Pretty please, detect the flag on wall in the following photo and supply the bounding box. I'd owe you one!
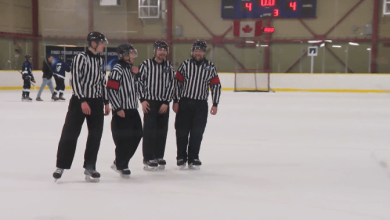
[233,21,262,37]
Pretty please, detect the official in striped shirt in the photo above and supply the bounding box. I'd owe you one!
[53,32,110,181]
[173,40,222,169]
[107,44,143,178]
[138,40,176,171]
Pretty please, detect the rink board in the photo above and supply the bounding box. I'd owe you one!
[1,71,390,93]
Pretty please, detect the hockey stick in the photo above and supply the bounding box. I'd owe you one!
[10,60,36,90]
[54,73,66,79]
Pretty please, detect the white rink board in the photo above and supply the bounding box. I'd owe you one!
[270,74,390,91]
[0,71,72,88]
[1,71,390,92]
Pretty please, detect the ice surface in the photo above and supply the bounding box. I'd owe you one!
[0,90,390,220]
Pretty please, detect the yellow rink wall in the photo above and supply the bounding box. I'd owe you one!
[1,71,390,93]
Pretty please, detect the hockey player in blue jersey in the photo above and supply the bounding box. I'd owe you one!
[21,55,36,101]
[53,56,71,101]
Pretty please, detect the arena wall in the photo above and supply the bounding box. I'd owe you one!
[0,0,389,73]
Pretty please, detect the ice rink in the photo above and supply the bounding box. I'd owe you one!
[1,90,390,220]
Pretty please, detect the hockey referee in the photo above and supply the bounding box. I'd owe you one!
[53,31,110,182]
[138,40,176,171]
[173,40,221,169]
[107,44,143,178]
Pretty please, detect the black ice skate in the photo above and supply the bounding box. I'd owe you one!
[58,94,66,101]
[22,96,32,102]
[53,168,64,181]
[111,162,131,178]
[120,168,131,176]
[177,159,186,170]
[156,158,166,170]
[188,159,202,170]
[51,93,59,101]
[84,169,100,182]
[143,159,158,171]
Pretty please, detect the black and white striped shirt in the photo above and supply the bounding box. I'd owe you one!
[70,50,109,104]
[174,58,221,106]
[138,58,176,104]
[107,61,139,112]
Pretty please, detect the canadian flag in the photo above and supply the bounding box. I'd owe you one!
[233,21,262,37]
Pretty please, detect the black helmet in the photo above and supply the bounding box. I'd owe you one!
[25,54,31,60]
[87,31,108,47]
[116,44,138,60]
[192,40,207,52]
[153,40,169,54]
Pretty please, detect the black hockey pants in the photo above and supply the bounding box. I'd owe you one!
[142,100,170,161]
[56,96,104,170]
[175,98,208,163]
[111,109,143,170]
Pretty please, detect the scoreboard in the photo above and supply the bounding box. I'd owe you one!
[222,0,317,19]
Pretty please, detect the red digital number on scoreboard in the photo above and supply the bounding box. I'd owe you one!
[273,9,279,17]
[260,0,276,7]
[264,27,275,33]
[290,1,297,11]
[245,2,253,11]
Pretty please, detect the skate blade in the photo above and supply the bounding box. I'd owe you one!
[120,174,130,179]
[112,165,131,178]
[111,164,120,174]
[158,165,165,170]
[188,165,201,170]
[85,175,100,183]
[143,165,158,171]
[178,165,186,170]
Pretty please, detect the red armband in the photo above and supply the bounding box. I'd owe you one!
[107,79,120,90]
[210,76,220,86]
[175,71,184,83]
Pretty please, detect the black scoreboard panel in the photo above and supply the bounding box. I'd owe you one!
[222,0,317,19]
